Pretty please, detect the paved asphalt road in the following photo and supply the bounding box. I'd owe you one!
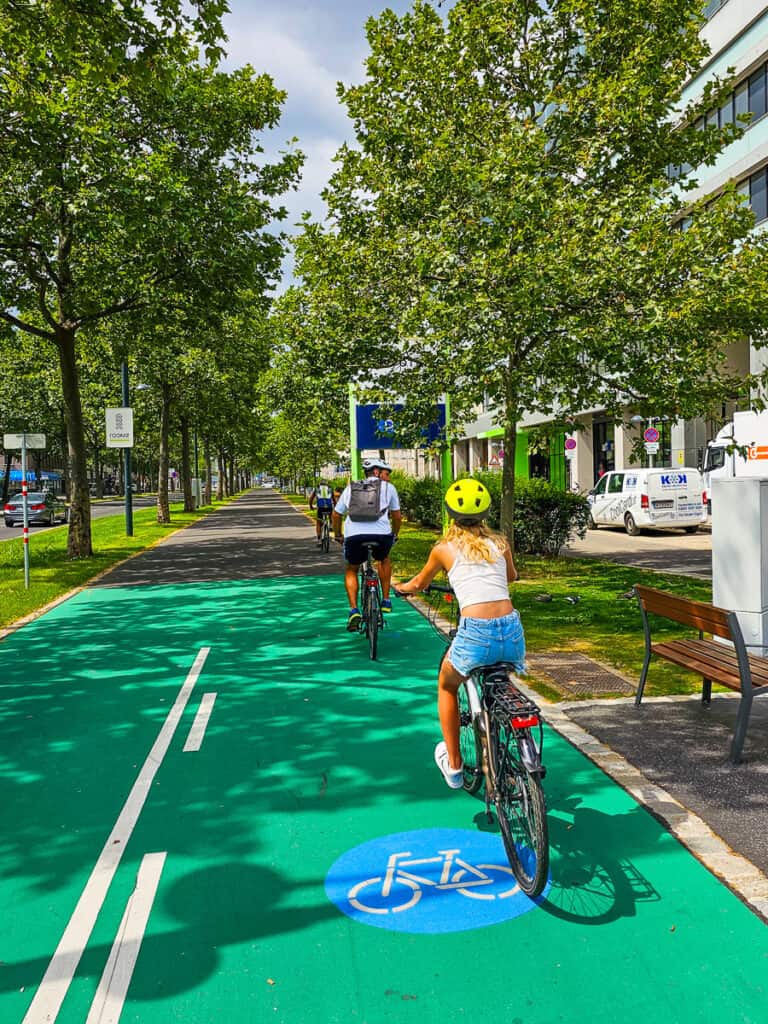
[0,494,157,539]
[564,522,713,579]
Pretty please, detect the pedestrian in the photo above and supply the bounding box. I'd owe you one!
[394,479,525,789]
[332,458,401,630]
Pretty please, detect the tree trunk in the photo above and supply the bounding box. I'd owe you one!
[1,450,12,504]
[56,326,92,557]
[180,414,194,512]
[228,457,236,496]
[204,443,212,505]
[501,415,518,557]
[217,451,225,499]
[157,381,171,524]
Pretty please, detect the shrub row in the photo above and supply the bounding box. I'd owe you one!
[391,469,590,556]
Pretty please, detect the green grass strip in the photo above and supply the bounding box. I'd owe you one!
[0,497,237,630]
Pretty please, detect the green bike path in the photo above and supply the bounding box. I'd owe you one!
[2,572,766,1021]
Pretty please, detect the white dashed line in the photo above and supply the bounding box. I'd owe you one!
[183,692,217,752]
[86,852,167,1024]
[22,647,210,1024]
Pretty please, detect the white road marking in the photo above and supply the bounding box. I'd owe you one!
[85,852,166,1024]
[182,692,217,752]
[22,646,210,1024]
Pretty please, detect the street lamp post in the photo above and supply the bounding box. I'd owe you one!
[121,361,133,536]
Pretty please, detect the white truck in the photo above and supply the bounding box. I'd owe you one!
[702,410,768,511]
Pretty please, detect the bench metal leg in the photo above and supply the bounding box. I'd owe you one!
[730,690,753,765]
[702,679,712,706]
[635,653,650,706]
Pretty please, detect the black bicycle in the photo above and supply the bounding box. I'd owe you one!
[359,542,384,660]
[319,512,331,553]
[416,584,550,897]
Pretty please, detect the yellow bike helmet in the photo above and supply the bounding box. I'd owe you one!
[444,479,492,521]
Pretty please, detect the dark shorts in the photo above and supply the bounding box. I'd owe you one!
[343,533,394,566]
[316,508,332,520]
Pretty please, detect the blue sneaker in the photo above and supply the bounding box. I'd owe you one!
[381,598,392,614]
[346,608,361,632]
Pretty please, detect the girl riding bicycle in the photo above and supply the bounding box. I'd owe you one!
[395,479,526,790]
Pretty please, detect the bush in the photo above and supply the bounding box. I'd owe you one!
[513,477,590,555]
[409,475,443,527]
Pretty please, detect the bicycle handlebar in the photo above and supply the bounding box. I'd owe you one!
[424,583,455,595]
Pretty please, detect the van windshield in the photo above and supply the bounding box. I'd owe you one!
[704,446,725,473]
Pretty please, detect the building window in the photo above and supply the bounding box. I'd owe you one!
[749,66,767,121]
[750,168,767,223]
[734,81,748,121]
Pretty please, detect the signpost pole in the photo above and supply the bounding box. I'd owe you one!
[348,384,362,480]
[121,362,133,536]
[21,435,30,589]
[441,395,453,531]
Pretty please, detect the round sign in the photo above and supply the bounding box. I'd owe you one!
[643,426,660,443]
[325,828,548,934]
[564,437,577,451]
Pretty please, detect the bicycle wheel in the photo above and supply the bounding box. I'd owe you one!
[457,678,483,795]
[366,586,379,660]
[491,721,549,897]
[321,519,330,553]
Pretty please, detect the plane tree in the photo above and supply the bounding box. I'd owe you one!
[295,0,768,546]
[0,0,300,556]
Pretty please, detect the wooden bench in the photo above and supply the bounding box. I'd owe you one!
[634,584,768,763]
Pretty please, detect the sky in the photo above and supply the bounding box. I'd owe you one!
[219,0,419,275]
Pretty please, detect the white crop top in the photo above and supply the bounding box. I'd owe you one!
[446,542,510,609]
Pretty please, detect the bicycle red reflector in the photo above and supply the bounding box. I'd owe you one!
[512,715,539,729]
[444,594,453,603]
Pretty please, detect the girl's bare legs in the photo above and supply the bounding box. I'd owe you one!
[438,657,466,770]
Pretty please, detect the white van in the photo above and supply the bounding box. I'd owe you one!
[587,467,708,536]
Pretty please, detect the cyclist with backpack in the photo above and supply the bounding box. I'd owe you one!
[308,480,335,546]
[394,479,525,790]
[332,458,401,631]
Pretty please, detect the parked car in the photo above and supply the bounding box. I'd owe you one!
[4,491,68,527]
[587,467,707,536]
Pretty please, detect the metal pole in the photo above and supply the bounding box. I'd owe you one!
[348,383,362,480]
[121,361,133,536]
[441,395,453,532]
[21,436,30,588]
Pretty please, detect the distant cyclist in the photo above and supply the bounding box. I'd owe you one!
[332,458,401,631]
[309,480,335,546]
[394,479,525,790]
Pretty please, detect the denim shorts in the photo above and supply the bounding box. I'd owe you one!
[447,610,526,678]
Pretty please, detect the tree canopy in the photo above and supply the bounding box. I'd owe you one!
[295,0,768,542]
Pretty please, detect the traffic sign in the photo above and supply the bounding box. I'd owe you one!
[564,437,577,451]
[643,426,660,443]
[644,442,660,454]
[3,433,46,449]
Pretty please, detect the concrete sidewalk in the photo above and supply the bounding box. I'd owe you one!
[93,490,768,920]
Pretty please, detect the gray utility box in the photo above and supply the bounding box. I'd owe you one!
[712,477,768,657]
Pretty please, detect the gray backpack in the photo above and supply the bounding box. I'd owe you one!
[347,478,385,521]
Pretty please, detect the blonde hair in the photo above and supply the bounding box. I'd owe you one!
[444,520,508,563]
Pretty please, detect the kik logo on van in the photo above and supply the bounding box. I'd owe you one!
[660,473,687,486]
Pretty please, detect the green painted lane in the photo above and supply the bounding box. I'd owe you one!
[1,576,766,1023]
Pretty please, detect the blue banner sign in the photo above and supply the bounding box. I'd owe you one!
[355,403,446,450]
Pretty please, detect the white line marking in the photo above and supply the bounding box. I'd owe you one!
[183,692,217,752]
[22,647,210,1024]
[85,852,166,1024]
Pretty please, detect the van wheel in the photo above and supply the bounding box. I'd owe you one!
[587,513,598,530]
[684,525,699,535]
[624,513,641,537]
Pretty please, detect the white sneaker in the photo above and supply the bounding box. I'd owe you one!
[434,741,464,789]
